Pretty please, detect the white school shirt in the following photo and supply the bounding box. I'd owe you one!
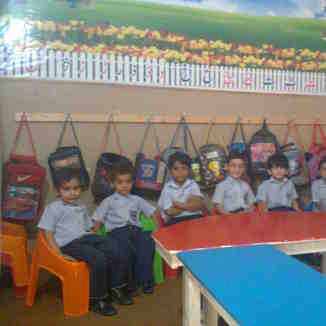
[38,199,92,247]
[158,178,202,222]
[256,177,298,209]
[92,192,156,231]
[212,176,255,212]
[312,178,326,211]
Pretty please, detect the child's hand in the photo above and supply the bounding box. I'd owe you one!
[173,201,187,210]
[62,254,77,262]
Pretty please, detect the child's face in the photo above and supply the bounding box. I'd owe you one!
[57,177,81,204]
[113,173,133,196]
[227,158,245,179]
[170,161,190,185]
[320,163,326,180]
[269,166,288,180]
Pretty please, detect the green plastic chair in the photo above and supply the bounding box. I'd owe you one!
[97,214,164,285]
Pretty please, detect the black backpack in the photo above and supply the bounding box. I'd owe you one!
[91,116,130,204]
[48,114,90,191]
[248,119,280,177]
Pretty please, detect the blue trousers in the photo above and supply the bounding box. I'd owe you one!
[61,234,129,300]
[109,225,155,287]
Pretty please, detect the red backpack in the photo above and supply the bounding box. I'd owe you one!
[2,113,46,221]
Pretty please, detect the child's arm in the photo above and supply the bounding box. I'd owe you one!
[291,200,301,212]
[92,221,103,233]
[43,230,76,262]
[173,195,202,212]
[215,204,228,215]
[245,187,256,213]
[257,201,268,213]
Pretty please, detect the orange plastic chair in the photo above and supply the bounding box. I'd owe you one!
[25,232,90,317]
[0,221,29,298]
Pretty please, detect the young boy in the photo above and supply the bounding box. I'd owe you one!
[38,168,132,317]
[92,160,157,294]
[257,153,300,212]
[158,152,203,225]
[311,156,326,212]
[212,152,255,214]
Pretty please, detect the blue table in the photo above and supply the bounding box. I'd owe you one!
[178,245,326,326]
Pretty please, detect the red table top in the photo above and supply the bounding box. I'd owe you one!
[152,212,326,252]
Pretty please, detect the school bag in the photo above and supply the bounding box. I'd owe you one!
[2,112,46,221]
[281,121,308,186]
[228,117,247,156]
[160,116,199,184]
[248,119,280,177]
[92,115,131,204]
[134,118,164,196]
[198,121,227,189]
[48,114,90,191]
[306,122,326,182]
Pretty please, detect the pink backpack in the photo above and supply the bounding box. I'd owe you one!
[307,122,326,182]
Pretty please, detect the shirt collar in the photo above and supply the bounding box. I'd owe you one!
[113,192,131,200]
[225,175,242,183]
[60,199,81,207]
[270,177,288,184]
[169,178,192,190]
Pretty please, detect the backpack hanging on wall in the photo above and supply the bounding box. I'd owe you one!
[198,121,227,189]
[48,114,90,191]
[134,117,164,196]
[281,121,308,186]
[248,119,280,177]
[306,122,326,182]
[92,114,130,204]
[161,116,199,184]
[228,117,247,156]
[2,112,46,221]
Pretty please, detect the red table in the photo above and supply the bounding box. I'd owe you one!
[152,211,326,271]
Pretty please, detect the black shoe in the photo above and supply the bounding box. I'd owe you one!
[111,287,133,305]
[128,286,140,298]
[142,283,154,294]
[90,300,117,316]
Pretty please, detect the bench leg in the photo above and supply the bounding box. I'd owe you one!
[205,296,219,326]
[183,269,201,326]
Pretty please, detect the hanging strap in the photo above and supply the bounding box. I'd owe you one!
[56,113,80,149]
[205,120,215,145]
[11,112,38,159]
[282,121,304,150]
[170,116,198,156]
[310,121,326,154]
[101,114,123,155]
[230,117,246,144]
[138,117,160,156]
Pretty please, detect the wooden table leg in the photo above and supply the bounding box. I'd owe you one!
[183,269,201,326]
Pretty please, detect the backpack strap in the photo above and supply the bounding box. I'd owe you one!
[282,120,304,150]
[11,112,38,159]
[56,113,80,149]
[310,121,326,154]
[230,117,246,144]
[101,113,123,155]
[138,116,161,156]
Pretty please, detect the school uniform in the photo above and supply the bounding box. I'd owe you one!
[38,199,129,301]
[256,177,298,210]
[158,178,203,225]
[312,178,326,211]
[212,176,255,213]
[92,193,156,288]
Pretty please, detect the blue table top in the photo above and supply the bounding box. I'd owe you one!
[178,245,326,326]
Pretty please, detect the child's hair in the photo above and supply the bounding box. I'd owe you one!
[319,156,326,170]
[54,167,81,189]
[167,152,192,170]
[227,151,246,164]
[267,152,289,170]
[111,159,134,181]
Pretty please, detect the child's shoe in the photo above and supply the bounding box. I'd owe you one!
[90,300,117,316]
[142,282,154,294]
[111,287,134,305]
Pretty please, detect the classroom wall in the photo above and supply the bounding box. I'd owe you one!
[0,79,325,232]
